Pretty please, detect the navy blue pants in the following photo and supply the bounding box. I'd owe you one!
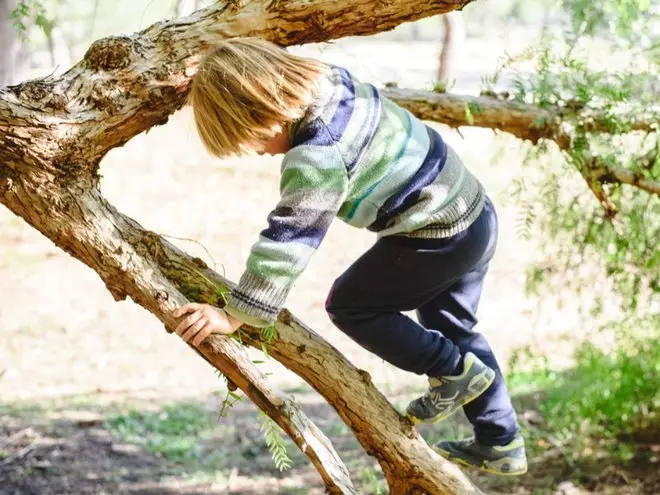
[325,198,519,446]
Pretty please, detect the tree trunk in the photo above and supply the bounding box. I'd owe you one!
[44,23,72,71]
[437,12,465,83]
[86,0,99,40]
[0,1,484,494]
[0,0,30,86]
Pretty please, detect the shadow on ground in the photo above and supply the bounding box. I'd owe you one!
[0,380,658,495]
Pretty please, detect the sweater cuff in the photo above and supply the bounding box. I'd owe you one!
[227,271,289,325]
[224,304,271,329]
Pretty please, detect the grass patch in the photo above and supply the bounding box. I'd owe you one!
[357,466,387,495]
[106,402,215,462]
[509,314,659,458]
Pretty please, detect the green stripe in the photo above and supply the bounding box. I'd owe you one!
[281,164,347,193]
[344,102,409,207]
[345,109,413,219]
[247,244,315,282]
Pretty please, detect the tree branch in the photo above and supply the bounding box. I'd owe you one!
[159,237,482,495]
[593,165,660,196]
[383,88,658,149]
[0,166,482,494]
[383,88,659,198]
[0,183,355,492]
[0,0,475,167]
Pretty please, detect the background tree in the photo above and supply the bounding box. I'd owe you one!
[437,12,465,84]
[1,0,30,85]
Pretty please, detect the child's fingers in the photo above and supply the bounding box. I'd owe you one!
[174,310,203,336]
[181,316,207,343]
[192,324,215,347]
[172,303,200,319]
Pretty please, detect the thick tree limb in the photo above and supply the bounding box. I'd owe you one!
[0,0,484,493]
[0,179,354,491]
[384,88,657,147]
[0,0,474,168]
[158,232,482,495]
[383,88,660,197]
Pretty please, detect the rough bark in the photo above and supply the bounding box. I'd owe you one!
[0,1,484,494]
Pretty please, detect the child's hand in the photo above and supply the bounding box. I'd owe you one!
[173,303,242,347]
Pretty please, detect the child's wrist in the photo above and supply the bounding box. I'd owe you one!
[227,313,243,331]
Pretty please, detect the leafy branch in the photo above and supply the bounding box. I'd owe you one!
[258,410,293,471]
[11,0,52,39]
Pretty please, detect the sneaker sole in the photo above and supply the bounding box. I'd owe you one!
[406,367,496,425]
[433,445,528,476]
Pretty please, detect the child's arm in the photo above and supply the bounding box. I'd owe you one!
[225,132,348,327]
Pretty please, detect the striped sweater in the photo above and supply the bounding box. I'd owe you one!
[225,66,485,327]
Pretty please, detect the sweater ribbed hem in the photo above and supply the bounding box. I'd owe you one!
[405,183,486,239]
[227,271,289,325]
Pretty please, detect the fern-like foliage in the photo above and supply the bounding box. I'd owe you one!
[258,325,277,359]
[214,370,243,417]
[258,411,292,471]
[493,0,659,313]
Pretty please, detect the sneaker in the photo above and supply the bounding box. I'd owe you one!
[433,435,528,476]
[406,352,495,424]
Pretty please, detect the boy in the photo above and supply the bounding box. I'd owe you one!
[173,37,527,475]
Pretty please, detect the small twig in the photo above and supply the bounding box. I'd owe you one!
[0,443,36,469]
[0,427,34,451]
[158,233,219,272]
[575,154,619,217]
[525,422,576,470]
[593,165,660,196]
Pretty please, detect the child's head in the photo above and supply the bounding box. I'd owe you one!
[189,37,327,157]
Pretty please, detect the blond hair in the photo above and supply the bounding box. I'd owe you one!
[189,37,327,157]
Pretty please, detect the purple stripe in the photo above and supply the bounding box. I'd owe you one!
[261,207,335,248]
[231,290,279,313]
[347,84,381,175]
[325,67,356,139]
[369,126,447,231]
[292,66,355,147]
[292,119,334,147]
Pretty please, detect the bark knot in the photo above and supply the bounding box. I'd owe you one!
[0,166,18,195]
[155,290,170,303]
[191,257,208,270]
[279,309,292,325]
[358,369,372,386]
[226,0,242,12]
[14,79,67,110]
[84,36,135,72]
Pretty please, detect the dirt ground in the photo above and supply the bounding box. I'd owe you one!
[1,36,656,494]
